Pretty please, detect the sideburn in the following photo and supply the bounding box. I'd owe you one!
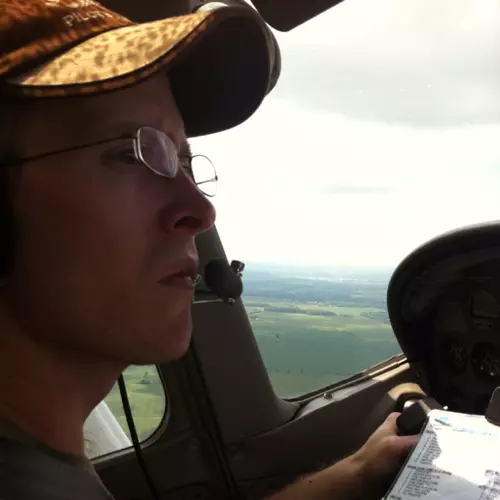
[0,161,21,280]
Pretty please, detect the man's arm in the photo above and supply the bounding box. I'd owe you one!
[268,413,418,500]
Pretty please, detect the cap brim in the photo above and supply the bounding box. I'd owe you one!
[5,7,272,138]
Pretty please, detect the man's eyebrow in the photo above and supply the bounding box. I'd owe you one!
[105,121,191,155]
[98,121,139,138]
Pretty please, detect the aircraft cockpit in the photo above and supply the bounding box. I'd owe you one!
[67,1,500,499]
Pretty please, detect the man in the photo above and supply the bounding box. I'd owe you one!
[0,1,417,499]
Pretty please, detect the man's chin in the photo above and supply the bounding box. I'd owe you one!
[166,330,193,361]
[127,339,191,365]
[135,319,193,364]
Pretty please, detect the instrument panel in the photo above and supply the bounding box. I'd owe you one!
[387,223,500,416]
[430,286,500,414]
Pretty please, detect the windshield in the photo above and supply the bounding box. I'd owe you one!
[191,0,500,398]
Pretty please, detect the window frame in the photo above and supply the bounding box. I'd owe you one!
[188,228,408,444]
[94,226,413,499]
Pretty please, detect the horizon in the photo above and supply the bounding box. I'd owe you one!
[243,260,395,272]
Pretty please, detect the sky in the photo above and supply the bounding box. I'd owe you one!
[191,0,500,268]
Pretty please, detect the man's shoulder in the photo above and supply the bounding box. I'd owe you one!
[0,437,113,500]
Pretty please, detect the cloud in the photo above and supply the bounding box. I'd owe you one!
[190,0,500,267]
[193,92,500,266]
[270,0,500,127]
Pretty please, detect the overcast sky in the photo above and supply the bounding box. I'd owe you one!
[191,0,500,269]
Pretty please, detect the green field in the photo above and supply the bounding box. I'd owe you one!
[240,265,400,398]
[104,365,166,442]
[245,298,399,398]
[101,264,401,440]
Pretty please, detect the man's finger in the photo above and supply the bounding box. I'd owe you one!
[386,412,402,428]
[378,412,402,435]
[391,434,419,455]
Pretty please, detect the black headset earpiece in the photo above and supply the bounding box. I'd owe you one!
[204,258,244,303]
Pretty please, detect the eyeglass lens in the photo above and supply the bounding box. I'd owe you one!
[190,155,218,197]
[137,127,178,179]
[137,127,217,197]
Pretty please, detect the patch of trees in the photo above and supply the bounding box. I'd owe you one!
[361,311,389,322]
[265,305,302,313]
[257,305,339,316]
[306,310,338,317]
[243,276,386,309]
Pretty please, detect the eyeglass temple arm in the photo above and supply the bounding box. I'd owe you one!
[195,177,218,186]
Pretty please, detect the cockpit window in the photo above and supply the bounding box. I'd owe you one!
[191,0,500,398]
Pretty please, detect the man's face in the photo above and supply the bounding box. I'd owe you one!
[3,75,216,365]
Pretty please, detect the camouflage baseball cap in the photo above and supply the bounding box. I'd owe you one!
[0,0,276,137]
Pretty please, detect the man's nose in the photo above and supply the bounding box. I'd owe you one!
[158,171,216,235]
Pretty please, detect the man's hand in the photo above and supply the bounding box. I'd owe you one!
[349,412,418,498]
[268,412,418,500]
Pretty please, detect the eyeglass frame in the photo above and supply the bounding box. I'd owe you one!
[0,126,218,197]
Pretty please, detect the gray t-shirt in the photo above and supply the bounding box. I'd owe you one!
[0,417,114,500]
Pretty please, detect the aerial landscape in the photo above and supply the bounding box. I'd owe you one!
[242,263,401,397]
[104,263,402,441]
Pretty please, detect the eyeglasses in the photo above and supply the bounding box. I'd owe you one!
[3,126,218,198]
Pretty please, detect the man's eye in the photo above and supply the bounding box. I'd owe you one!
[116,150,140,164]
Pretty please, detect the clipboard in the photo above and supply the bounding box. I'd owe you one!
[384,409,500,500]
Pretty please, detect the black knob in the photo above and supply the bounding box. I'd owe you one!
[396,397,443,436]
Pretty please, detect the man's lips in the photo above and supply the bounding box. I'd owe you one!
[159,260,199,289]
